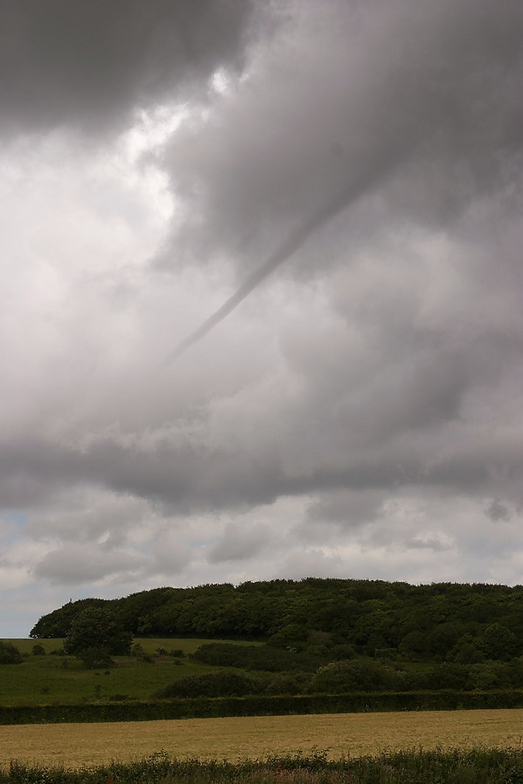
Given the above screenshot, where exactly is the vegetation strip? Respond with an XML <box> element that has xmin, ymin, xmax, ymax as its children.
<box><xmin>2</xmin><ymin>710</ymin><xmax>523</xmax><ymax>768</ymax></box>
<box><xmin>4</xmin><ymin>749</ymin><xmax>523</xmax><ymax>784</ymax></box>
<box><xmin>2</xmin><ymin>691</ymin><xmax>523</xmax><ymax>725</ymax></box>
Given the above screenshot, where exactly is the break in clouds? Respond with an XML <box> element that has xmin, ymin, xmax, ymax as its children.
<box><xmin>1</xmin><ymin>0</ymin><xmax>522</xmax><ymax>634</ymax></box>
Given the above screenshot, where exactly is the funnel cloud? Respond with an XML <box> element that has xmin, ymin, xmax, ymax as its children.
<box><xmin>164</xmin><ymin>150</ymin><xmax>400</xmax><ymax>362</ymax></box>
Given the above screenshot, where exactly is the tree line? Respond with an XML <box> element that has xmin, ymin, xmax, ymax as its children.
<box><xmin>30</xmin><ymin>578</ymin><xmax>523</xmax><ymax>664</ymax></box>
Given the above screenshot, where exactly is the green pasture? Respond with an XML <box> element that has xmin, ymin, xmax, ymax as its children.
<box><xmin>0</xmin><ymin>638</ymin><xmax>253</xmax><ymax>707</ymax></box>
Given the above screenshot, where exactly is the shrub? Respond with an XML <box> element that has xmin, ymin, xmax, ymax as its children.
<box><xmin>268</xmin><ymin>623</ymin><xmax>309</xmax><ymax>651</ymax></box>
<box><xmin>420</xmin><ymin>662</ymin><xmax>473</xmax><ymax>691</ymax></box>
<box><xmin>264</xmin><ymin>672</ymin><xmax>311</xmax><ymax>695</ymax></box>
<box><xmin>0</xmin><ymin>641</ymin><xmax>23</xmax><ymax>664</ymax></box>
<box><xmin>308</xmin><ymin>660</ymin><xmax>404</xmax><ymax>693</ymax></box>
<box><xmin>479</xmin><ymin>623</ymin><xmax>519</xmax><ymax>661</ymax></box>
<box><xmin>64</xmin><ymin>607</ymin><xmax>132</xmax><ymax>656</ymax></box>
<box><xmin>31</xmin><ymin>643</ymin><xmax>46</xmax><ymax>656</ymax></box>
<box><xmin>76</xmin><ymin>647</ymin><xmax>115</xmax><ymax>670</ymax></box>
<box><xmin>330</xmin><ymin>644</ymin><xmax>356</xmax><ymax>660</ymax></box>
<box><xmin>155</xmin><ymin>671</ymin><xmax>267</xmax><ymax>699</ymax></box>
<box><xmin>132</xmin><ymin>643</ymin><xmax>153</xmax><ymax>662</ymax></box>
<box><xmin>193</xmin><ymin>642</ymin><xmax>323</xmax><ymax>672</ymax></box>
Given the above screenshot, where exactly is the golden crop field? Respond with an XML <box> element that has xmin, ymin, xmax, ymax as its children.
<box><xmin>2</xmin><ymin>710</ymin><xmax>523</xmax><ymax>769</ymax></box>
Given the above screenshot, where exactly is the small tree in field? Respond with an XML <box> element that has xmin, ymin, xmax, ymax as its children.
<box><xmin>64</xmin><ymin>607</ymin><xmax>132</xmax><ymax>656</ymax></box>
<box><xmin>77</xmin><ymin>647</ymin><xmax>115</xmax><ymax>669</ymax></box>
<box><xmin>0</xmin><ymin>641</ymin><xmax>23</xmax><ymax>664</ymax></box>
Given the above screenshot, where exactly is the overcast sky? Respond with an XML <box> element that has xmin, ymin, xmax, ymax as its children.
<box><xmin>1</xmin><ymin>0</ymin><xmax>522</xmax><ymax>636</ymax></box>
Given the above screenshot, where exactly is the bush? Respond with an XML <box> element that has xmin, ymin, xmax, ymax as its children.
<box><xmin>155</xmin><ymin>671</ymin><xmax>267</xmax><ymax>699</ymax></box>
<box><xmin>193</xmin><ymin>642</ymin><xmax>323</xmax><ymax>672</ymax></box>
<box><xmin>132</xmin><ymin>643</ymin><xmax>153</xmax><ymax>662</ymax></box>
<box><xmin>267</xmin><ymin>623</ymin><xmax>309</xmax><ymax>651</ymax></box>
<box><xmin>479</xmin><ymin>623</ymin><xmax>519</xmax><ymax>661</ymax></box>
<box><xmin>64</xmin><ymin>607</ymin><xmax>132</xmax><ymax>656</ymax></box>
<box><xmin>308</xmin><ymin>660</ymin><xmax>405</xmax><ymax>693</ymax></box>
<box><xmin>330</xmin><ymin>644</ymin><xmax>356</xmax><ymax>660</ymax></box>
<box><xmin>76</xmin><ymin>647</ymin><xmax>115</xmax><ymax>670</ymax></box>
<box><xmin>0</xmin><ymin>641</ymin><xmax>23</xmax><ymax>664</ymax></box>
<box><xmin>264</xmin><ymin>672</ymin><xmax>311</xmax><ymax>695</ymax></box>
<box><xmin>419</xmin><ymin>662</ymin><xmax>473</xmax><ymax>691</ymax></box>
<box><xmin>31</xmin><ymin>643</ymin><xmax>46</xmax><ymax>656</ymax></box>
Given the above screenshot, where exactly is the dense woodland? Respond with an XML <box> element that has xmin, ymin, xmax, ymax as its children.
<box><xmin>30</xmin><ymin>578</ymin><xmax>523</xmax><ymax>664</ymax></box>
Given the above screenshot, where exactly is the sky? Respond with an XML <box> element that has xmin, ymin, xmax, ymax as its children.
<box><xmin>1</xmin><ymin>0</ymin><xmax>522</xmax><ymax>637</ymax></box>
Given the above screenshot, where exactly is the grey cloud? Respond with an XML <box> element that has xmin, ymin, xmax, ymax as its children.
<box><xmin>34</xmin><ymin>543</ymin><xmax>146</xmax><ymax>585</ymax></box>
<box><xmin>3</xmin><ymin>405</ymin><xmax>523</xmax><ymax>519</ymax></box>
<box><xmin>278</xmin><ymin>549</ymin><xmax>348</xmax><ymax>582</ymax></box>
<box><xmin>162</xmin><ymin>0</ymin><xmax>522</xmax><ymax>275</ymax></box>
<box><xmin>485</xmin><ymin>499</ymin><xmax>511</xmax><ymax>523</ymax></box>
<box><xmin>306</xmin><ymin>490</ymin><xmax>386</xmax><ymax>529</ymax></box>
<box><xmin>208</xmin><ymin>522</ymin><xmax>271</xmax><ymax>563</ymax></box>
<box><xmin>25</xmin><ymin>490</ymin><xmax>152</xmax><ymax>547</ymax></box>
<box><xmin>0</xmin><ymin>0</ymin><xmax>256</xmax><ymax>137</ymax></box>
<box><xmin>148</xmin><ymin>526</ymin><xmax>194</xmax><ymax>576</ymax></box>
<box><xmin>404</xmin><ymin>537</ymin><xmax>451</xmax><ymax>553</ymax></box>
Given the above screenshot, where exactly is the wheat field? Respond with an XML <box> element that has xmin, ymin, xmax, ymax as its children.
<box><xmin>2</xmin><ymin>710</ymin><xmax>523</xmax><ymax>768</ymax></box>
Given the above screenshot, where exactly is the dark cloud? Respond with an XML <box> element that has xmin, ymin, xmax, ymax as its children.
<box><xmin>0</xmin><ymin>0</ymin><xmax>256</xmax><ymax>136</ymax></box>
<box><xmin>306</xmin><ymin>490</ymin><xmax>386</xmax><ymax>529</ymax></box>
<box><xmin>161</xmin><ymin>0</ymin><xmax>523</xmax><ymax>272</ymax></box>
<box><xmin>157</xmin><ymin>0</ymin><xmax>523</xmax><ymax>360</ymax></box>
<box><xmin>485</xmin><ymin>499</ymin><xmax>511</xmax><ymax>523</ymax></box>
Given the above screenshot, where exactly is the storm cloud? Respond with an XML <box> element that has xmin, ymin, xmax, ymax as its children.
<box><xmin>0</xmin><ymin>0</ymin><xmax>522</xmax><ymax>635</ymax></box>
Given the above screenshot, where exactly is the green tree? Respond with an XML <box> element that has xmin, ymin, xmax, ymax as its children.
<box><xmin>77</xmin><ymin>647</ymin><xmax>115</xmax><ymax>669</ymax></box>
<box><xmin>449</xmin><ymin>635</ymin><xmax>483</xmax><ymax>664</ymax></box>
<box><xmin>0</xmin><ymin>641</ymin><xmax>23</xmax><ymax>664</ymax></box>
<box><xmin>479</xmin><ymin>623</ymin><xmax>518</xmax><ymax>661</ymax></box>
<box><xmin>268</xmin><ymin>623</ymin><xmax>308</xmax><ymax>650</ymax></box>
<box><xmin>309</xmin><ymin>660</ymin><xmax>403</xmax><ymax>693</ymax></box>
<box><xmin>398</xmin><ymin>630</ymin><xmax>430</xmax><ymax>659</ymax></box>
<box><xmin>63</xmin><ymin>607</ymin><xmax>132</xmax><ymax>656</ymax></box>
<box><xmin>155</xmin><ymin>671</ymin><xmax>265</xmax><ymax>699</ymax></box>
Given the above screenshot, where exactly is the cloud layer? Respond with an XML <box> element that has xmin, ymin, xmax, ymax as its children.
<box><xmin>1</xmin><ymin>0</ymin><xmax>522</xmax><ymax>635</ymax></box>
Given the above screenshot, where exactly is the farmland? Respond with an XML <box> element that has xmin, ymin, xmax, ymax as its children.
<box><xmin>4</xmin><ymin>628</ymin><xmax>523</xmax><ymax>782</ymax></box>
<box><xmin>0</xmin><ymin>638</ymin><xmax>257</xmax><ymax>706</ymax></box>
<box><xmin>2</xmin><ymin>710</ymin><xmax>523</xmax><ymax>768</ymax></box>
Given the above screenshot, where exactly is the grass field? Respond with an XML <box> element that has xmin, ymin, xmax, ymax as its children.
<box><xmin>2</xmin><ymin>710</ymin><xmax>523</xmax><ymax>768</ymax></box>
<box><xmin>5</xmin><ymin>638</ymin><xmax>255</xmax><ymax>657</ymax></box>
<box><xmin>0</xmin><ymin>638</ymin><xmax>254</xmax><ymax>706</ymax></box>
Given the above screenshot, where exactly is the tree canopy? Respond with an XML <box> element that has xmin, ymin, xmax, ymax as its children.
<box><xmin>31</xmin><ymin>578</ymin><xmax>523</xmax><ymax>664</ymax></box>
<box><xmin>63</xmin><ymin>606</ymin><xmax>132</xmax><ymax>656</ymax></box>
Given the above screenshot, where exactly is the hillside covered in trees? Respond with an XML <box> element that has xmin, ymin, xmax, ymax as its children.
<box><xmin>30</xmin><ymin>579</ymin><xmax>523</xmax><ymax>664</ymax></box>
